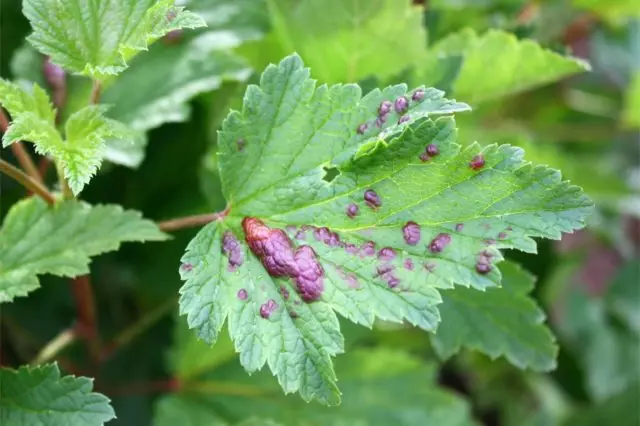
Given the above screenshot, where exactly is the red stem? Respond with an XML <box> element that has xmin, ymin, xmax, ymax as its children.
<box><xmin>71</xmin><ymin>275</ymin><xmax>100</xmax><ymax>365</ymax></box>
<box><xmin>157</xmin><ymin>207</ymin><xmax>230</xmax><ymax>232</ymax></box>
<box><xmin>102</xmin><ymin>378</ymin><xmax>181</xmax><ymax>396</ymax></box>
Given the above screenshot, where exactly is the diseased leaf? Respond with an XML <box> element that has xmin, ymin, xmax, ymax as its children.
<box><xmin>243</xmin><ymin>0</ymin><xmax>426</xmax><ymax>83</ymax></box>
<box><xmin>180</xmin><ymin>54</ymin><xmax>593</xmax><ymax>404</ymax></box>
<box><xmin>0</xmin><ymin>363</ymin><xmax>115</xmax><ymax>426</ymax></box>
<box><xmin>155</xmin><ymin>330</ymin><xmax>476</xmax><ymax>426</ymax></box>
<box><xmin>622</xmin><ymin>72</ymin><xmax>640</xmax><ymax>128</ymax></box>
<box><xmin>0</xmin><ymin>197</ymin><xmax>168</xmax><ymax>303</ymax></box>
<box><xmin>23</xmin><ymin>0</ymin><xmax>206</xmax><ymax>79</ymax></box>
<box><xmin>418</xmin><ymin>29</ymin><xmax>590</xmax><ymax>103</ymax></box>
<box><xmin>432</xmin><ymin>260</ymin><xmax>558</xmax><ymax>371</ymax></box>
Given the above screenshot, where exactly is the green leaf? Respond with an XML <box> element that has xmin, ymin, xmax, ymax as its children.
<box><xmin>0</xmin><ymin>363</ymin><xmax>115</xmax><ymax>426</ymax></box>
<box><xmin>155</xmin><ymin>340</ymin><xmax>476</xmax><ymax>426</ymax></box>
<box><xmin>622</xmin><ymin>72</ymin><xmax>640</xmax><ymax>128</ymax></box>
<box><xmin>432</xmin><ymin>260</ymin><xmax>558</xmax><ymax>371</ymax></box>
<box><xmin>572</xmin><ymin>0</ymin><xmax>640</xmax><ymax>20</ymax></box>
<box><xmin>0</xmin><ymin>197</ymin><xmax>168</xmax><ymax>303</ymax></box>
<box><xmin>564</xmin><ymin>384</ymin><xmax>640</xmax><ymax>426</ymax></box>
<box><xmin>180</xmin><ymin>54</ymin><xmax>592</xmax><ymax>404</ymax></box>
<box><xmin>418</xmin><ymin>29</ymin><xmax>590</xmax><ymax>103</ymax></box>
<box><xmin>23</xmin><ymin>0</ymin><xmax>206</xmax><ymax>79</ymax></box>
<box><xmin>243</xmin><ymin>0</ymin><xmax>426</xmax><ymax>84</ymax></box>
<box><xmin>0</xmin><ymin>78</ymin><xmax>55</xmax><ymax>122</ymax></box>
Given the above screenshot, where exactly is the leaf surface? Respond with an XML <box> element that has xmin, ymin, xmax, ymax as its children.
<box><xmin>23</xmin><ymin>0</ymin><xmax>205</xmax><ymax>78</ymax></box>
<box><xmin>0</xmin><ymin>197</ymin><xmax>167</xmax><ymax>302</ymax></box>
<box><xmin>623</xmin><ymin>72</ymin><xmax>640</xmax><ymax>128</ymax></box>
<box><xmin>418</xmin><ymin>29</ymin><xmax>590</xmax><ymax>103</ymax></box>
<box><xmin>432</xmin><ymin>261</ymin><xmax>558</xmax><ymax>371</ymax></box>
<box><xmin>0</xmin><ymin>363</ymin><xmax>115</xmax><ymax>426</ymax></box>
<box><xmin>180</xmin><ymin>54</ymin><xmax>593</xmax><ymax>403</ymax></box>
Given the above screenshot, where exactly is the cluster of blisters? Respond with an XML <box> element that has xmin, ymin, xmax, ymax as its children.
<box><xmin>419</xmin><ymin>143</ymin><xmax>440</xmax><ymax>162</ymax></box>
<box><xmin>242</xmin><ymin>218</ymin><xmax>325</xmax><ymax>304</ymax></box>
<box><xmin>375</xmin><ymin>246</ymin><xmax>400</xmax><ymax>288</ymax></box>
<box><xmin>222</xmin><ymin>231</ymin><xmax>244</xmax><ymax>271</ymax></box>
<box><xmin>476</xmin><ymin>250</ymin><xmax>493</xmax><ymax>275</ymax></box>
<box><xmin>429</xmin><ymin>233</ymin><xmax>452</xmax><ymax>253</ymax></box>
<box><xmin>260</xmin><ymin>299</ymin><xmax>278</xmax><ymax>318</ymax></box>
<box><xmin>356</xmin><ymin>89</ymin><xmax>427</xmax><ymax>135</ymax></box>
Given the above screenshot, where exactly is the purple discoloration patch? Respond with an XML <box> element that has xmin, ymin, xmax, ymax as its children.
<box><xmin>242</xmin><ymin>218</ymin><xmax>324</xmax><ymax>302</ymax></box>
<box><xmin>346</xmin><ymin>203</ymin><xmax>359</xmax><ymax>219</ymax></box>
<box><xmin>222</xmin><ymin>231</ymin><xmax>244</xmax><ymax>270</ymax></box>
<box><xmin>412</xmin><ymin>89</ymin><xmax>425</xmax><ymax>102</ymax></box>
<box><xmin>357</xmin><ymin>123</ymin><xmax>368</xmax><ymax>134</ymax></box>
<box><xmin>260</xmin><ymin>299</ymin><xmax>278</xmax><ymax>318</ymax></box>
<box><xmin>280</xmin><ymin>286</ymin><xmax>290</xmax><ymax>300</ymax></box>
<box><xmin>237</xmin><ymin>289</ymin><xmax>248</xmax><ymax>300</ymax></box>
<box><xmin>181</xmin><ymin>263</ymin><xmax>193</xmax><ymax>272</ymax></box>
<box><xmin>345</xmin><ymin>243</ymin><xmax>359</xmax><ymax>255</ymax></box>
<box><xmin>375</xmin><ymin>115</ymin><xmax>387</xmax><ymax>127</ymax></box>
<box><xmin>404</xmin><ymin>258</ymin><xmax>414</xmax><ymax>270</ymax></box>
<box><xmin>394</xmin><ymin>96</ymin><xmax>409</xmax><ymax>113</ymax></box>
<box><xmin>346</xmin><ymin>272</ymin><xmax>359</xmax><ymax>288</ymax></box>
<box><xmin>455</xmin><ymin>223</ymin><xmax>464</xmax><ymax>232</ymax></box>
<box><xmin>403</xmin><ymin>221</ymin><xmax>421</xmax><ymax>245</ymax></box>
<box><xmin>398</xmin><ymin>114</ymin><xmax>411</xmax><ymax>124</ymax></box>
<box><xmin>484</xmin><ymin>239</ymin><xmax>496</xmax><ymax>246</ymax></box>
<box><xmin>476</xmin><ymin>262</ymin><xmax>492</xmax><ymax>274</ymax></box>
<box><xmin>429</xmin><ymin>233</ymin><xmax>452</xmax><ymax>253</ymax></box>
<box><xmin>361</xmin><ymin>241</ymin><xmax>376</xmax><ymax>256</ymax></box>
<box><xmin>419</xmin><ymin>151</ymin><xmax>431</xmax><ymax>162</ymax></box>
<box><xmin>376</xmin><ymin>264</ymin><xmax>399</xmax><ymax>288</ymax></box>
<box><xmin>476</xmin><ymin>250</ymin><xmax>493</xmax><ymax>275</ymax></box>
<box><xmin>498</xmin><ymin>232</ymin><xmax>508</xmax><ymax>240</ymax></box>
<box><xmin>314</xmin><ymin>227</ymin><xmax>341</xmax><ymax>247</ymax></box>
<box><xmin>364</xmin><ymin>189</ymin><xmax>381</xmax><ymax>208</ymax></box>
<box><xmin>469</xmin><ymin>154</ymin><xmax>486</xmax><ymax>170</ymax></box>
<box><xmin>378</xmin><ymin>247</ymin><xmax>396</xmax><ymax>260</ymax></box>
<box><xmin>426</xmin><ymin>144</ymin><xmax>439</xmax><ymax>157</ymax></box>
<box><xmin>379</xmin><ymin>100</ymin><xmax>393</xmax><ymax>116</ymax></box>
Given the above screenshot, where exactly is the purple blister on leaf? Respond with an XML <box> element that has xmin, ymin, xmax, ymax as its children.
<box><xmin>429</xmin><ymin>233</ymin><xmax>452</xmax><ymax>253</ymax></box>
<box><xmin>378</xmin><ymin>100</ymin><xmax>393</xmax><ymax>116</ymax></box>
<box><xmin>346</xmin><ymin>203</ymin><xmax>359</xmax><ymax>219</ymax></box>
<box><xmin>394</xmin><ymin>96</ymin><xmax>409</xmax><ymax>114</ymax></box>
<box><xmin>469</xmin><ymin>154</ymin><xmax>486</xmax><ymax>170</ymax></box>
<box><xmin>412</xmin><ymin>89</ymin><xmax>425</xmax><ymax>102</ymax></box>
<box><xmin>403</xmin><ymin>221</ymin><xmax>421</xmax><ymax>245</ymax></box>
<box><xmin>364</xmin><ymin>189</ymin><xmax>381</xmax><ymax>209</ymax></box>
<box><xmin>222</xmin><ymin>231</ymin><xmax>244</xmax><ymax>271</ymax></box>
<box><xmin>237</xmin><ymin>289</ymin><xmax>248</xmax><ymax>300</ymax></box>
<box><xmin>260</xmin><ymin>299</ymin><xmax>278</xmax><ymax>318</ymax></box>
<box><xmin>426</xmin><ymin>144</ymin><xmax>439</xmax><ymax>157</ymax></box>
<box><xmin>378</xmin><ymin>247</ymin><xmax>396</xmax><ymax>260</ymax></box>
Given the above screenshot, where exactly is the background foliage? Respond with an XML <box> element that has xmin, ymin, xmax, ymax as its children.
<box><xmin>0</xmin><ymin>0</ymin><xmax>638</xmax><ymax>425</ymax></box>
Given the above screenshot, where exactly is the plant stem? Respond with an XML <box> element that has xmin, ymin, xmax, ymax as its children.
<box><xmin>184</xmin><ymin>380</ymin><xmax>269</xmax><ymax>397</ymax></box>
<box><xmin>30</xmin><ymin>328</ymin><xmax>77</xmax><ymax>365</ymax></box>
<box><xmin>0</xmin><ymin>159</ymin><xmax>56</xmax><ymax>204</ymax></box>
<box><xmin>1</xmin><ymin>109</ymin><xmax>44</xmax><ymax>184</ymax></box>
<box><xmin>102</xmin><ymin>378</ymin><xmax>182</xmax><ymax>396</ymax></box>
<box><xmin>158</xmin><ymin>207</ymin><xmax>230</xmax><ymax>232</ymax></box>
<box><xmin>101</xmin><ymin>298</ymin><xmax>175</xmax><ymax>361</ymax></box>
<box><xmin>71</xmin><ymin>275</ymin><xmax>101</xmax><ymax>365</ymax></box>
<box><xmin>89</xmin><ymin>80</ymin><xmax>102</xmax><ymax>104</ymax></box>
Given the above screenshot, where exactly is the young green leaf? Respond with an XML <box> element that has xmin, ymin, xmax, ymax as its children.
<box><xmin>417</xmin><ymin>29</ymin><xmax>590</xmax><ymax>103</ymax></box>
<box><xmin>23</xmin><ymin>0</ymin><xmax>206</xmax><ymax>79</ymax></box>
<box><xmin>180</xmin><ymin>54</ymin><xmax>593</xmax><ymax>404</ymax></box>
<box><xmin>0</xmin><ymin>363</ymin><xmax>115</xmax><ymax>426</ymax></box>
<box><xmin>0</xmin><ymin>197</ymin><xmax>168</xmax><ymax>303</ymax></box>
<box><xmin>432</xmin><ymin>261</ymin><xmax>558</xmax><ymax>371</ymax></box>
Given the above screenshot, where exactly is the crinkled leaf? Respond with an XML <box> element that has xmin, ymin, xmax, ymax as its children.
<box><xmin>0</xmin><ymin>197</ymin><xmax>168</xmax><ymax>303</ymax></box>
<box><xmin>23</xmin><ymin>0</ymin><xmax>205</xmax><ymax>79</ymax></box>
<box><xmin>432</xmin><ymin>260</ymin><xmax>558</xmax><ymax>371</ymax></box>
<box><xmin>180</xmin><ymin>54</ymin><xmax>593</xmax><ymax>403</ymax></box>
<box><xmin>0</xmin><ymin>363</ymin><xmax>115</xmax><ymax>426</ymax></box>
<box><xmin>243</xmin><ymin>0</ymin><xmax>426</xmax><ymax>84</ymax></box>
<box><xmin>623</xmin><ymin>72</ymin><xmax>640</xmax><ymax>128</ymax></box>
<box><xmin>155</xmin><ymin>333</ymin><xmax>476</xmax><ymax>426</ymax></box>
<box><xmin>418</xmin><ymin>29</ymin><xmax>590</xmax><ymax>103</ymax></box>
<box><xmin>0</xmin><ymin>78</ymin><xmax>55</xmax><ymax>122</ymax></box>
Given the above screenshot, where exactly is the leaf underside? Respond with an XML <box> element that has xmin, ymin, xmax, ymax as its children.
<box><xmin>179</xmin><ymin>54</ymin><xmax>593</xmax><ymax>404</ymax></box>
<box><xmin>0</xmin><ymin>197</ymin><xmax>167</xmax><ymax>303</ymax></box>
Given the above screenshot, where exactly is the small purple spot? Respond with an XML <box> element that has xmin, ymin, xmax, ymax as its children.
<box><xmin>236</xmin><ymin>138</ymin><xmax>246</xmax><ymax>152</ymax></box>
<box><xmin>404</xmin><ymin>258</ymin><xmax>414</xmax><ymax>270</ymax></box>
<box><xmin>378</xmin><ymin>247</ymin><xmax>396</xmax><ymax>260</ymax></box>
<box><xmin>181</xmin><ymin>263</ymin><xmax>193</xmax><ymax>272</ymax></box>
<box><xmin>346</xmin><ymin>203</ymin><xmax>359</xmax><ymax>219</ymax></box>
<box><xmin>403</xmin><ymin>221</ymin><xmax>421</xmax><ymax>245</ymax></box>
<box><xmin>222</xmin><ymin>231</ymin><xmax>244</xmax><ymax>271</ymax></box>
<box><xmin>484</xmin><ymin>239</ymin><xmax>496</xmax><ymax>246</ymax></box>
<box><xmin>346</xmin><ymin>273</ymin><xmax>360</xmax><ymax>288</ymax></box>
<box><xmin>279</xmin><ymin>286</ymin><xmax>290</xmax><ymax>300</ymax></box>
<box><xmin>295</xmin><ymin>225</ymin><xmax>311</xmax><ymax>240</ymax></box>
<box><xmin>375</xmin><ymin>115</ymin><xmax>387</xmax><ymax>127</ymax></box>
<box><xmin>426</xmin><ymin>144</ymin><xmax>439</xmax><ymax>157</ymax></box>
<box><xmin>379</xmin><ymin>100</ymin><xmax>393</xmax><ymax>116</ymax></box>
<box><xmin>260</xmin><ymin>299</ymin><xmax>278</xmax><ymax>319</ymax></box>
<box><xmin>345</xmin><ymin>243</ymin><xmax>359</xmax><ymax>255</ymax></box>
<box><xmin>498</xmin><ymin>232</ymin><xmax>508</xmax><ymax>240</ymax></box>
<box><xmin>364</xmin><ymin>189</ymin><xmax>381</xmax><ymax>209</ymax></box>
<box><xmin>376</xmin><ymin>264</ymin><xmax>399</xmax><ymax>288</ymax></box>
<box><xmin>469</xmin><ymin>154</ymin><xmax>485</xmax><ymax>170</ymax></box>
<box><xmin>357</xmin><ymin>123</ymin><xmax>368</xmax><ymax>135</ymax></box>
<box><xmin>419</xmin><ymin>151</ymin><xmax>431</xmax><ymax>162</ymax></box>
<box><xmin>237</xmin><ymin>289</ymin><xmax>248</xmax><ymax>300</ymax></box>
<box><xmin>394</xmin><ymin>96</ymin><xmax>409</xmax><ymax>114</ymax></box>
<box><xmin>398</xmin><ymin>115</ymin><xmax>411</xmax><ymax>124</ymax></box>
<box><xmin>361</xmin><ymin>241</ymin><xmax>376</xmax><ymax>256</ymax></box>
<box><xmin>476</xmin><ymin>262</ymin><xmax>492</xmax><ymax>275</ymax></box>
<box><xmin>285</xmin><ymin>225</ymin><xmax>297</xmax><ymax>235</ymax></box>
<box><xmin>429</xmin><ymin>233</ymin><xmax>452</xmax><ymax>253</ymax></box>
<box><xmin>314</xmin><ymin>227</ymin><xmax>341</xmax><ymax>247</ymax></box>
<box><xmin>455</xmin><ymin>223</ymin><xmax>464</xmax><ymax>232</ymax></box>
<box><xmin>412</xmin><ymin>89</ymin><xmax>425</xmax><ymax>102</ymax></box>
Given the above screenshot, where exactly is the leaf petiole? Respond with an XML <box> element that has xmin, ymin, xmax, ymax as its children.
<box><xmin>0</xmin><ymin>159</ymin><xmax>56</xmax><ymax>204</ymax></box>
